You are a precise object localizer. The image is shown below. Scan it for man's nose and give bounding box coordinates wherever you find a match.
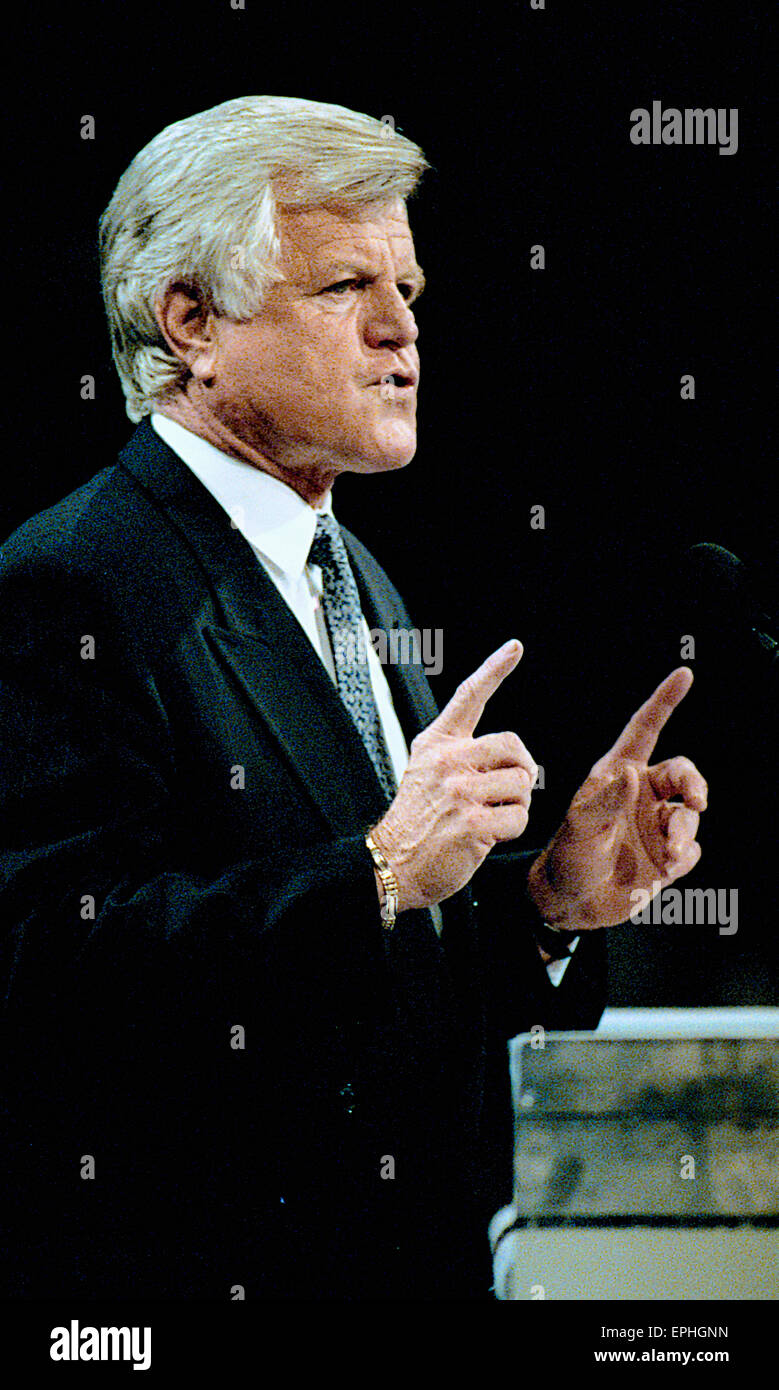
[363,287,419,349]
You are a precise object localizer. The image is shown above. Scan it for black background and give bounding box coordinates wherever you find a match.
[4,0,775,1004]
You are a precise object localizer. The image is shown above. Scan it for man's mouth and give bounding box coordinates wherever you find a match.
[370,369,418,391]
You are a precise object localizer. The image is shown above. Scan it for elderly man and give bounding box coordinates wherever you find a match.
[0,96,706,1300]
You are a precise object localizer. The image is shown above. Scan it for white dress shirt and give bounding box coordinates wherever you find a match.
[150,413,575,980]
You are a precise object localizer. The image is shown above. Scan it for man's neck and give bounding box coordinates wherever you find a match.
[155,390,337,508]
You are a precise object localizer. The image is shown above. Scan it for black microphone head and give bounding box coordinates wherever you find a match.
[681,542,778,671]
[681,542,750,628]
[685,542,743,585]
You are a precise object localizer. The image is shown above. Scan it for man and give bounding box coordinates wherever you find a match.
[0,96,706,1300]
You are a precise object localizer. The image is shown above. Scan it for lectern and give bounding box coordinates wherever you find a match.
[490,1008,779,1299]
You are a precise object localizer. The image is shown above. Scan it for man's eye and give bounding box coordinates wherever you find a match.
[319,278,419,301]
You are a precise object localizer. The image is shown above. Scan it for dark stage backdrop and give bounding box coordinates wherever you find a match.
[4,1,775,1005]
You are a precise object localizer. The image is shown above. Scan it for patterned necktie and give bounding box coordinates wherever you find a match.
[308,513,397,806]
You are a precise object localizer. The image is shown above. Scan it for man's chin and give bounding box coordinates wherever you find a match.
[355,427,418,474]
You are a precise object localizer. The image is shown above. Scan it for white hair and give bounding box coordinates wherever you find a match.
[99,96,430,421]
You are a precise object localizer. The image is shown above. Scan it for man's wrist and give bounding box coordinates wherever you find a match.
[365,830,399,932]
[526,853,579,960]
[527,847,577,925]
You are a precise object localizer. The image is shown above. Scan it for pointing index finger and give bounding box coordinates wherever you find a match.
[610,667,694,763]
[434,640,523,737]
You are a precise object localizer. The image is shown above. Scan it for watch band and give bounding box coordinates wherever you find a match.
[364,831,399,933]
[532,919,579,960]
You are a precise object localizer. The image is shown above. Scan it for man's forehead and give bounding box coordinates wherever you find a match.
[277,200,417,274]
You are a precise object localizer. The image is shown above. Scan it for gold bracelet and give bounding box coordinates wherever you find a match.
[364,831,399,932]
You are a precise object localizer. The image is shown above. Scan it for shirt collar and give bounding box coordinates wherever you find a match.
[151,412,334,582]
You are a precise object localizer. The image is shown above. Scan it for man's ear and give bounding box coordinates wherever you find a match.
[154,283,218,384]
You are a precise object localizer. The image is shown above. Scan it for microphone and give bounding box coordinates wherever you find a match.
[680,543,778,675]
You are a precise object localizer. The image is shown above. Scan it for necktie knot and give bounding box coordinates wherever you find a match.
[308,513,345,574]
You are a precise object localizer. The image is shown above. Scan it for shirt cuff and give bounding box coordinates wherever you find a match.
[545,934,580,986]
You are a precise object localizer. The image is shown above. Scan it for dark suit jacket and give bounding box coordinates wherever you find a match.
[0,420,606,1300]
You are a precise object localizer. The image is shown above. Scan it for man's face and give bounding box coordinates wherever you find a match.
[204,199,423,485]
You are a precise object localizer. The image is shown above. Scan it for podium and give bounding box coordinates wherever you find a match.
[490,1009,779,1299]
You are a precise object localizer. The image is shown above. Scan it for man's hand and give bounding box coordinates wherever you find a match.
[371,640,537,911]
[527,667,707,931]
[525,664,709,934]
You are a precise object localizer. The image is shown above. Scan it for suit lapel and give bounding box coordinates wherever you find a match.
[117,421,433,833]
